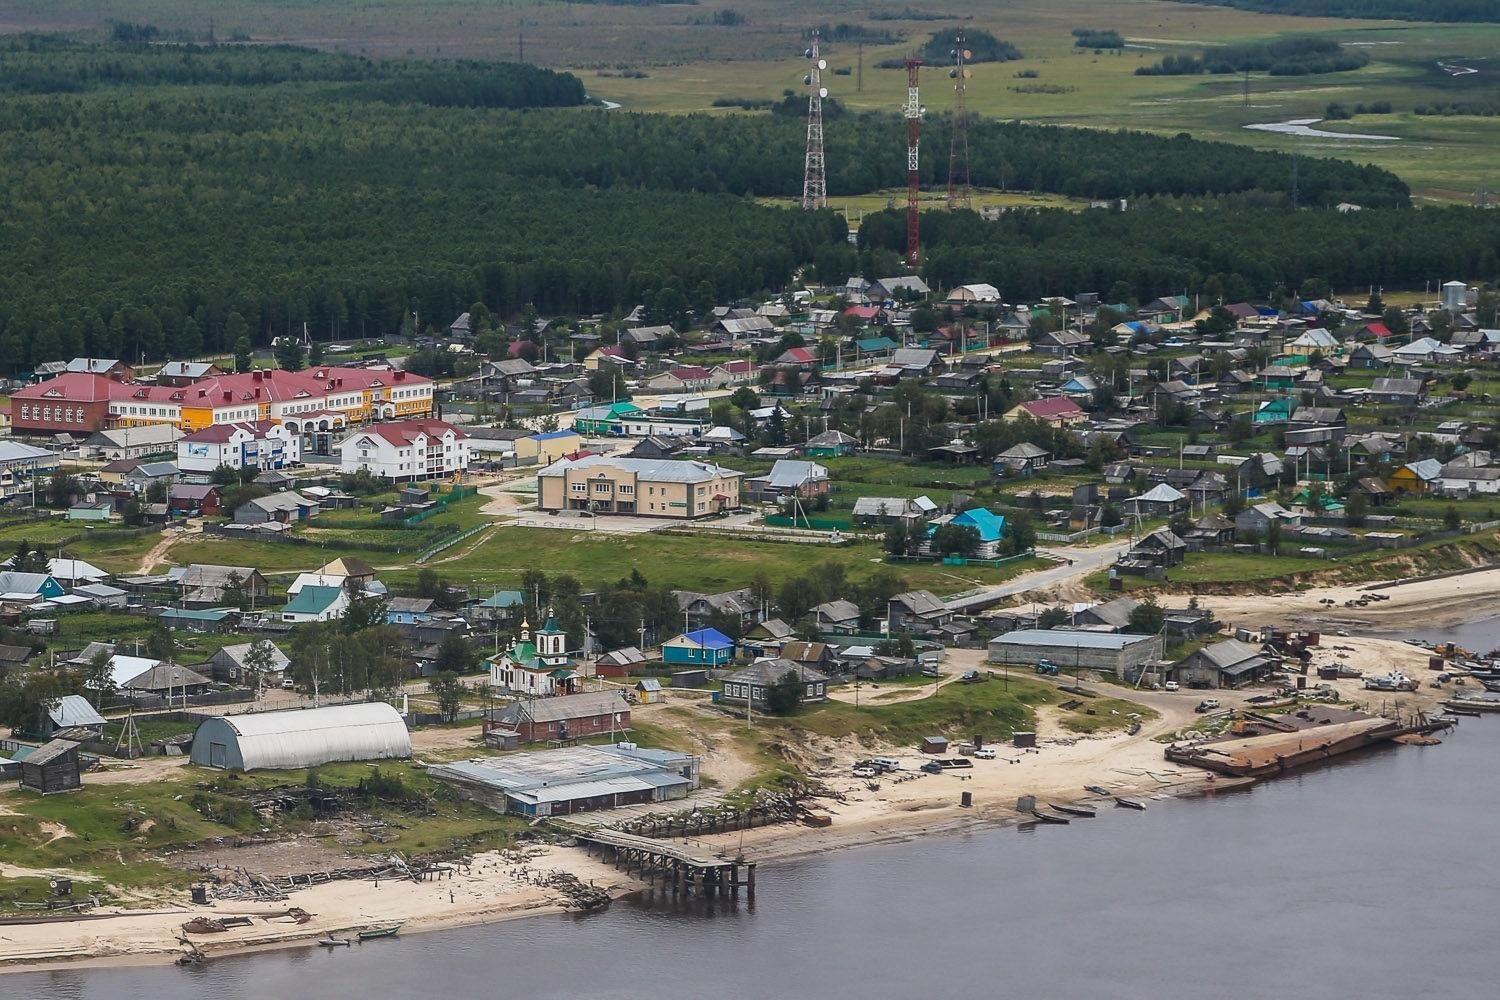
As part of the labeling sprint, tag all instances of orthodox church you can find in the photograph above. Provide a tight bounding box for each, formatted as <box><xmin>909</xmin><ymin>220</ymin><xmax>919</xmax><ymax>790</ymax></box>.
<box><xmin>488</xmin><ymin>610</ymin><xmax>581</xmax><ymax>697</ymax></box>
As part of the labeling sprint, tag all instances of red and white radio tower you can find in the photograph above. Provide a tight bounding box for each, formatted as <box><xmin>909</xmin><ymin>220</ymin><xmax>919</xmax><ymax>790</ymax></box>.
<box><xmin>947</xmin><ymin>31</ymin><xmax>972</xmax><ymax>210</ymax></box>
<box><xmin>802</xmin><ymin>31</ymin><xmax>828</xmax><ymax>210</ymax></box>
<box><xmin>903</xmin><ymin>57</ymin><xmax>924</xmax><ymax>267</ymax></box>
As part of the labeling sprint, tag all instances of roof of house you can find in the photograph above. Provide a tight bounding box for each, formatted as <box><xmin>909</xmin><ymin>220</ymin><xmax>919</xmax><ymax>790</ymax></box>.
<box><xmin>25</xmin><ymin>738</ymin><xmax>81</xmax><ymax>766</ymax></box>
<box><xmin>181</xmin><ymin>420</ymin><xmax>282</xmax><ymax>443</ymax></box>
<box><xmin>282</xmin><ymin>585</ymin><xmax>344</xmax><ymax>615</ymax></box>
<box><xmin>813</xmin><ymin>599</ymin><xmax>861</xmax><ymax>622</ymax></box>
<box><xmin>344</xmin><ymin>419</ymin><xmax>466</xmax><ymax>448</ymax></box>
<box><xmin>1018</xmin><ymin>396</ymin><xmax>1085</xmax><ymax>420</ymax></box>
<box><xmin>47</xmin><ymin>694</ymin><xmax>105</xmax><ymax>728</ymax></box>
<box><xmin>670</xmin><ymin>627</ymin><xmax>734</xmax><ymax>650</ymax></box>
<box><xmin>216</xmin><ymin>641</ymin><xmax>291</xmax><ymax>672</ymax></box>
<box><xmin>242</xmin><ymin>490</ymin><xmax>319</xmax><ymax>514</ymax></box>
<box><xmin>989</xmin><ymin>629</ymin><xmax>1156</xmax><ymax>651</ymax></box>
<box><xmin>1081</xmin><ymin>597</ymin><xmax>1142</xmax><ymax>629</ymax></box>
<box><xmin>998</xmin><ymin>442</ymin><xmax>1050</xmax><ymax>459</ymax></box>
<box><xmin>753</xmin><ymin>459</ymin><xmax>828</xmax><ymax>489</ymax></box>
<box><xmin>725</xmin><ymin>659</ymin><xmax>831</xmax><ymax>685</ymax></box>
<box><xmin>892</xmin><ymin>590</ymin><xmax>948</xmax><ymax>616</ymax></box>
<box><xmin>948</xmin><ymin>507</ymin><xmax>1006</xmax><ymax>543</ymax></box>
<box><xmin>499</xmin><ymin>689</ymin><xmax>630</xmax><ymax>724</ymax></box>
<box><xmin>122</xmin><ymin>662</ymin><xmax>212</xmax><ymax>692</ymax></box>
<box><xmin>1132</xmin><ymin>484</ymin><xmax>1186</xmax><ymax>503</ymax></box>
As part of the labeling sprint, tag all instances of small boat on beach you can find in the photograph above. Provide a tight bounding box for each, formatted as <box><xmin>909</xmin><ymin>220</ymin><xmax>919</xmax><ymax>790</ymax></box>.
<box><xmin>1445</xmin><ymin>706</ymin><xmax>1482</xmax><ymax>718</ymax></box>
<box><xmin>1049</xmin><ymin>803</ymin><xmax>1096</xmax><ymax>818</ymax></box>
<box><xmin>1029</xmin><ymin>809</ymin><xmax>1070</xmax><ymax>824</ymax></box>
<box><xmin>358</xmin><ymin>925</ymin><xmax>402</xmax><ymax>941</ymax></box>
<box><xmin>318</xmin><ymin>936</ymin><xmax>352</xmax><ymax>948</ymax></box>
<box><xmin>1114</xmin><ymin>797</ymin><xmax>1147</xmax><ymax>810</ymax></box>
<box><xmin>1444</xmin><ymin>698</ymin><xmax>1500</xmax><ymax>713</ymax></box>
<box><xmin>1085</xmin><ymin>785</ymin><xmax>1111</xmax><ymax>796</ymax></box>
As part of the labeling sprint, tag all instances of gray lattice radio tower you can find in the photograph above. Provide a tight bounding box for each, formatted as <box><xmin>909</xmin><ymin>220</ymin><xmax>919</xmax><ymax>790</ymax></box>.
<box><xmin>947</xmin><ymin>31</ymin><xmax>972</xmax><ymax>210</ymax></box>
<box><xmin>802</xmin><ymin>30</ymin><xmax>828</xmax><ymax>210</ymax></box>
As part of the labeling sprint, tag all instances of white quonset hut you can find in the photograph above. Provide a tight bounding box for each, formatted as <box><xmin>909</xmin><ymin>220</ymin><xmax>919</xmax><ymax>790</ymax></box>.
<box><xmin>190</xmin><ymin>703</ymin><xmax>411</xmax><ymax>771</ymax></box>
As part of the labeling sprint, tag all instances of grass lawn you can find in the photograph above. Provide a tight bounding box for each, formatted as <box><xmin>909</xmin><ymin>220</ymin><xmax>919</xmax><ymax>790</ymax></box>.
<box><xmin>1056</xmin><ymin>695</ymin><xmax>1159</xmax><ymax>735</ymax></box>
<box><xmin>385</xmin><ymin>526</ymin><xmax>1045</xmax><ymax>597</ymax></box>
<box><xmin>772</xmin><ymin>675</ymin><xmax>1058</xmax><ymax>747</ymax></box>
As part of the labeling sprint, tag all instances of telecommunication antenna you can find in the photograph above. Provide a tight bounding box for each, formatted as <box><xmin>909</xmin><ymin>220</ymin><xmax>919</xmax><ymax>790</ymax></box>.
<box><xmin>802</xmin><ymin>30</ymin><xmax>829</xmax><ymax>210</ymax></box>
<box><xmin>903</xmin><ymin>56</ymin><xmax>924</xmax><ymax>267</ymax></box>
<box><xmin>947</xmin><ymin>31</ymin><xmax>972</xmax><ymax>210</ymax></box>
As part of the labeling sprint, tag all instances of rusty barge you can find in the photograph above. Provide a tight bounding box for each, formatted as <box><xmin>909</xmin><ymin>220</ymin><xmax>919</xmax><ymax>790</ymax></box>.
<box><xmin>1165</xmin><ymin>707</ymin><xmax>1447</xmax><ymax>779</ymax></box>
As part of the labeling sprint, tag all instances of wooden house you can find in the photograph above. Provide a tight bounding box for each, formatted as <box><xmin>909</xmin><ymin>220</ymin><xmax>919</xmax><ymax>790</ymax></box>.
<box><xmin>19</xmin><ymin>739</ymin><xmax>83</xmax><ymax>794</ymax></box>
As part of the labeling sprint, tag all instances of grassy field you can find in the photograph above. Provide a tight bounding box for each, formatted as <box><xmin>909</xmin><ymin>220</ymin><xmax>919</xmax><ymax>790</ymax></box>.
<box><xmin>10</xmin><ymin>2</ymin><xmax>1496</xmax><ymax>200</ymax></box>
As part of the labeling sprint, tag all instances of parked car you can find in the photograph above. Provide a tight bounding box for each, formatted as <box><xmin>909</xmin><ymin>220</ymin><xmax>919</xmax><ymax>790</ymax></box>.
<box><xmin>852</xmin><ymin>766</ymin><xmax>877</xmax><ymax>779</ymax></box>
<box><xmin>920</xmin><ymin>761</ymin><xmax>943</xmax><ymax>774</ymax></box>
<box><xmin>871</xmin><ymin>757</ymin><xmax>903</xmax><ymax>771</ymax></box>
<box><xmin>1164</xmin><ymin>681</ymin><xmax>1180</xmax><ymax>692</ymax></box>
<box><xmin>973</xmin><ymin>748</ymin><xmax>997</xmax><ymax>760</ymax></box>
<box><xmin>1195</xmin><ymin>699</ymin><xmax>1220</xmax><ymax>713</ymax></box>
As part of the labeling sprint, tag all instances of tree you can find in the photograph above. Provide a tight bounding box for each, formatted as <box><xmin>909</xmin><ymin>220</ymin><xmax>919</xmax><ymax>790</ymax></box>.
<box><xmin>931</xmin><ymin>522</ymin><xmax>981</xmax><ymax>557</ymax></box>
<box><xmin>1344</xmin><ymin>490</ymin><xmax>1368</xmax><ymax>528</ymax></box>
<box><xmin>435</xmin><ymin>632</ymin><xmax>477</xmax><ymax>674</ymax></box>
<box><xmin>145</xmin><ymin>479</ymin><xmax>168</xmax><ymax>504</ymax></box>
<box><xmin>274</xmin><ymin>337</ymin><xmax>306</xmax><ymax>371</ymax></box>
<box><xmin>241</xmin><ymin>638</ymin><xmax>277</xmax><ymax>694</ymax></box>
<box><xmin>776</xmin><ymin>576</ymin><xmax>821</xmax><ymax>622</ymax></box>
<box><xmin>432</xmin><ymin>671</ymin><xmax>466</xmax><ymax>723</ymax></box>
<box><xmin>730</xmin><ymin>386</ymin><xmax>758</xmax><ymax>411</ymax></box>
<box><xmin>1037</xmin><ymin>606</ymin><xmax>1071</xmax><ymax>629</ymax></box>
<box><xmin>308</xmin><ymin>338</ymin><xmax>326</xmax><ymax>365</ymax></box>
<box><xmin>86</xmin><ymin>649</ymin><xmax>115</xmax><ymax>708</ymax></box>
<box><xmin>123</xmin><ymin>495</ymin><xmax>145</xmax><ymax>526</ymax></box>
<box><xmin>229</xmin><ymin>321</ymin><xmax>253</xmax><ymax>371</ymax></box>
<box><xmin>12</xmin><ymin>541</ymin><xmax>49</xmax><ymax>574</ymax></box>
<box><xmin>1128</xmin><ymin>596</ymin><xmax>1166</xmax><ymax>635</ymax></box>
<box><xmin>1100</xmin><ymin>503</ymin><xmax>1123</xmax><ymax>528</ymax></box>
<box><xmin>1006</xmin><ymin>511</ymin><xmax>1037</xmax><ymax>556</ymax></box>
<box><xmin>1267</xmin><ymin>519</ymin><xmax>1282</xmax><ymax>555</ymax></box>
<box><xmin>145</xmin><ymin>626</ymin><xmax>174</xmax><ymax>661</ymax></box>
<box><xmin>341</xmin><ymin>581</ymin><xmax>389</xmax><ymax>634</ymax></box>
<box><xmin>47</xmin><ymin>472</ymin><xmax>77</xmax><ymax>509</ymax></box>
<box><xmin>221</xmin><ymin>570</ymin><xmax>246</xmax><ymax>609</ymax></box>
<box><xmin>883</xmin><ymin>520</ymin><xmax>912</xmax><ymax>557</ymax></box>
<box><xmin>763</xmin><ymin>669</ymin><xmax>804</xmax><ymax>715</ymax></box>
<box><xmin>210</xmin><ymin>464</ymin><xmax>241</xmax><ymax>487</ymax></box>
<box><xmin>1443</xmin><ymin>506</ymin><xmax>1462</xmax><ymax>531</ymax></box>
<box><xmin>765</xmin><ymin>407</ymin><xmax>787</xmax><ymax>445</ymax></box>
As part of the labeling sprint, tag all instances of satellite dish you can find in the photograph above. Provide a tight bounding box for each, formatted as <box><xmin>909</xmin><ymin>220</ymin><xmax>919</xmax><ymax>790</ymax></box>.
<box><xmin>817</xmin><ymin>58</ymin><xmax>827</xmax><ymax>70</ymax></box>
<box><xmin>964</xmin><ymin>68</ymin><xmax>973</xmax><ymax>80</ymax></box>
<box><xmin>819</xmin><ymin>87</ymin><xmax>829</xmax><ymax>98</ymax></box>
<box><xmin>804</xmin><ymin>74</ymin><xmax>812</xmax><ymax>85</ymax></box>
<box><xmin>804</xmin><ymin>48</ymin><xmax>813</xmax><ymax>59</ymax></box>
<box><xmin>949</xmin><ymin>68</ymin><xmax>958</xmax><ymax>79</ymax></box>
<box><xmin>950</xmin><ymin>49</ymin><xmax>958</xmax><ymax>59</ymax></box>
<box><xmin>964</xmin><ymin>49</ymin><xmax>973</xmax><ymax>60</ymax></box>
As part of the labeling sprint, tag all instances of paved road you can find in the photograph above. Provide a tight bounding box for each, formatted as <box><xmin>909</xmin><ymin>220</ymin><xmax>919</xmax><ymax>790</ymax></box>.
<box><xmin>944</xmin><ymin>540</ymin><xmax>1131</xmax><ymax>613</ymax></box>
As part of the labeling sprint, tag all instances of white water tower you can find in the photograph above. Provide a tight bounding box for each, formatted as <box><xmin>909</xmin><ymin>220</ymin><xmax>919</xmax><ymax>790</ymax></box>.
<box><xmin>1442</xmin><ymin>280</ymin><xmax>1469</xmax><ymax>313</ymax></box>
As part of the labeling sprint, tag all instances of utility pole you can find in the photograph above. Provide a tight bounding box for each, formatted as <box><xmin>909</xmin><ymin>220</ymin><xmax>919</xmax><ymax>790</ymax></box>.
<box><xmin>857</xmin><ymin>41</ymin><xmax>864</xmax><ymax>93</ymax></box>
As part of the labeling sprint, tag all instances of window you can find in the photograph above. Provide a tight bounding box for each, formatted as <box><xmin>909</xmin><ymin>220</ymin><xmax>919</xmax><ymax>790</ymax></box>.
<box><xmin>19</xmin><ymin>405</ymin><xmax>27</xmax><ymax>419</ymax></box>
<box><xmin>618</xmin><ymin>485</ymin><xmax>633</xmax><ymax>495</ymax></box>
<box><xmin>570</xmin><ymin>483</ymin><xmax>586</xmax><ymax>493</ymax></box>
<box><xmin>593</xmin><ymin>482</ymin><xmax>610</xmax><ymax>493</ymax></box>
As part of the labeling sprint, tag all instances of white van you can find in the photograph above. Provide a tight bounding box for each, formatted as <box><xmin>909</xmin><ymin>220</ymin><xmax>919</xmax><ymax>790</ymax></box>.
<box><xmin>871</xmin><ymin>757</ymin><xmax>903</xmax><ymax>772</ymax></box>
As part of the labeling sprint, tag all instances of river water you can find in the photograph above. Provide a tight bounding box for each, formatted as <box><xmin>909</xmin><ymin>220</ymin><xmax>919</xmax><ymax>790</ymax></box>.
<box><xmin>15</xmin><ymin>719</ymin><xmax>1499</xmax><ymax>1000</ymax></box>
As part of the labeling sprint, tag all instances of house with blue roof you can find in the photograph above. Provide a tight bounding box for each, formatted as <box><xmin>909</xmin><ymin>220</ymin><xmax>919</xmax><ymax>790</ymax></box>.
<box><xmin>662</xmin><ymin>627</ymin><xmax>735</xmax><ymax>666</ymax></box>
<box><xmin>924</xmin><ymin>507</ymin><xmax>1007</xmax><ymax>559</ymax></box>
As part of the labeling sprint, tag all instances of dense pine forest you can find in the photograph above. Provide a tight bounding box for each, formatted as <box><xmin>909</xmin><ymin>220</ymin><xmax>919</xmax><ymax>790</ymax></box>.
<box><xmin>860</xmin><ymin>199</ymin><xmax>1500</xmax><ymax>302</ymax></box>
<box><xmin>0</xmin><ymin>38</ymin><xmax>1480</xmax><ymax>371</ymax></box>
<box><xmin>1173</xmin><ymin>0</ymin><xmax>1500</xmax><ymax>22</ymax></box>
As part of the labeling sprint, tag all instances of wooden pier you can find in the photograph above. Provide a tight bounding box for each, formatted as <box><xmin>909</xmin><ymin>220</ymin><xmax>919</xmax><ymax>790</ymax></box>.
<box><xmin>574</xmin><ymin>828</ymin><xmax>755</xmax><ymax>899</ymax></box>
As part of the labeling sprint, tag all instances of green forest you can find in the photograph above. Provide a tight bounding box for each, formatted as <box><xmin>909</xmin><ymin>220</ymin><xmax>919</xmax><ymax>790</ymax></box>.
<box><xmin>859</xmin><ymin>199</ymin><xmax>1500</xmax><ymax>302</ymax></box>
<box><xmin>1172</xmin><ymin>0</ymin><xmax>1500</xmax><ymax>22</ymax></box>
<box><xmin>0</xmin><ymin>39</ymin><xmax>1479</xmax><ymax>372</ymax></box>
<box><xmin>0</xmin><ymin>36</ymin><xmax>586</xmax><ymax>107</ymax></box>
<box><xmin>1137</xmin><ymin>37</ymin><xmax>1369</xmax><ymax>76</ymax></box>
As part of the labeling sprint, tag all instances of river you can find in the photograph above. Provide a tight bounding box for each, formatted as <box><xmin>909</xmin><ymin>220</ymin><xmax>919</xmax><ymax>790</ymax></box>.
<box><xmin>16</xmin><ymin>720</ymin><xmax>1498</xmax><ymax>999</ymax></box>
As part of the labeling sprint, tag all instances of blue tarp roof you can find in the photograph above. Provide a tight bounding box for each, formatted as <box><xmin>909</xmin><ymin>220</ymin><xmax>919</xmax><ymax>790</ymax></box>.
<box><xmin>936</xmin><ymin>507</ymin><xmax>1007</xmax><ymax>543</ymax></box>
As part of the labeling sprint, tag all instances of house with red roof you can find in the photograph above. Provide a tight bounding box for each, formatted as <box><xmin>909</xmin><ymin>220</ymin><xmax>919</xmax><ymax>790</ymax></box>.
<box><xmin>645</xmin><ymin>366</ymin><xmax>713</xmax><ymax>392</ymax></box>
<box><xmin>1005</xmin><ymin>395</ymin><xmax>1088</xmax><ymax>427</ymax></box>
<box><xmin>774</xmin><ymin>346</ymin><xmax>818</xmax><ymax>368</ymax></box>
<box><xmin>336</xmin><ymin>419</ymin><xmax>470</xmax><ymax>482</ymax></box>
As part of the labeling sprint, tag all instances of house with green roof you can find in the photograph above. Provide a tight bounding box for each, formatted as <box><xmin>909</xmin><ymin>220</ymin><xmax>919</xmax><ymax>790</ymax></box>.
<box><xmin>571</xmin><ymin>401</ymin><xmax>644</xmax><ymax>436</ymax></box>
<box><xmin>280</xmin><ymin>584</ymin><xmax>348</xmax><ymax>623</ymax></box>
<box><xmin>488</xmin><ymin>610</ymin><xmax>581</xmax><ymax>697</ymax></box>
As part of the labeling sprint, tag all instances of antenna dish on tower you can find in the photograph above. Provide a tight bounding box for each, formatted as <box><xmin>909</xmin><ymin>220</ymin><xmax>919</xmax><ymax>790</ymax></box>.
<box><xmin>819</xmin><ymin>87</ymin><xmax>829</xmax><ymax>98</ymax></box>
<box><xmin>817</xmin><ymin>58</ymin><xmax>827</xmax><ymax>70</ymax></box>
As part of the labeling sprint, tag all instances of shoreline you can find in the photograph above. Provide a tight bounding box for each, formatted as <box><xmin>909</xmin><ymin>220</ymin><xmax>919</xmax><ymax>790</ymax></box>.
<box><xmin>0</xmin><ymin>765</ymin><xmax>1229</xmax><ymax>975</ymax></box>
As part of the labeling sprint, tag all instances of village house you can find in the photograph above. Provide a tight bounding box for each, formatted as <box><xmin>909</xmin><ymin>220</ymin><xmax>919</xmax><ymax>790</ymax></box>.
<box><xmin>279</xmin><ymin>584</ymin><xmax>348</xmax><ymax>623</ymax></box>
<box><xmin>988</xmin><ymin>629</ymin><xmax>1164</xmax><ymax>680</ymax></box>
<box><xmin>994</xmin><ymin>442</ymin><xmax>1051</xmax><ymax>476</ymax></box>
<box><xmin>1235</xmin><ymin>502</ymin><xmax>1300</xmax><ymax>538</ymax></box>
<box><xmin>484</xmin><ymin>690</ymin><xmax>631</xmax><ymax>744</ymax></box>
<box><xmin>1388</xmin><ymin>459</ymin><xmax>1442</xmax><ymax>496</ymax></box>
<box><xmin>887</xmin><ymin>590</ymin><xmax>954</xmax><ymax>633</ymax></box>
<box><xmin>1174</xmin><ymin>639</ymin><xmax>1276</xmax><ymax>690</ymax></box>
<box><xmin>720</xmin><ymin>659</ymin><xmax>830</xmax><ymax>711</ymax></box>
<box><xmin>210</xmin><ymin>641</ymin><xmax>291</xmax><ymax>687</ymax></box>
<box><xmin>811</xmin><ymin>599</ymin><xmax>861</xmax><ymax>632</ymax></box>
<box><xmin>177</xmin><ymin>564</ymin><xmax>268</xmax><ymax>605</ymax></box>
<box><xmin>674</xmin><ymin>588</ymin><xmax>760</xmax><ymax>630</ymax></box>
<box><xmin>661</xmin><ymin>627</ymin><xmax>735</xmax><ymax>667</ymax></box>
<box><xmin>1005</xmin><ymin>396</ymin><xmax>1087</xmax><ymax>427</ymax></box>
<box><xmin>744</xmin><ymin>459</ymin><xmax>830</xmax><ymax>502</ymax></box>
<box><xmin>234</xmin><ymin>490</ymin><xmax>319</xmax><ymax>525</ymax></box>
<box><xmin>167</xmin><ymin>483</ymin><xmax>224</xmax><ymax>517</ymax></box>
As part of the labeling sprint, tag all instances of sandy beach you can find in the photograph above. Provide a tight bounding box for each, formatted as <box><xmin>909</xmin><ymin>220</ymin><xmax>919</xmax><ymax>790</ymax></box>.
<box><xmin>0</xmin><ymin>631</ymin><xmax>1457</xmax><ymax>975</ymax></box>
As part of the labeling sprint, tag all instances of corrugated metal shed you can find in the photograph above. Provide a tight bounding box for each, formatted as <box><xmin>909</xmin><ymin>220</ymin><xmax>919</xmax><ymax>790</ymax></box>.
<box><xmin>189</xmin><ymin>703</ymin><xmax>411</xmax><ymax>771</ymax></box>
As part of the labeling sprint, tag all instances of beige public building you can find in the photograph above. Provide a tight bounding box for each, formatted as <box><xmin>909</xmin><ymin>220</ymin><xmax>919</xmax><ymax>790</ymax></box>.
<box><xmin>536</xmin><ymin>456</ymin><xmax>742</xmax><ymax>518</ymax></box>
